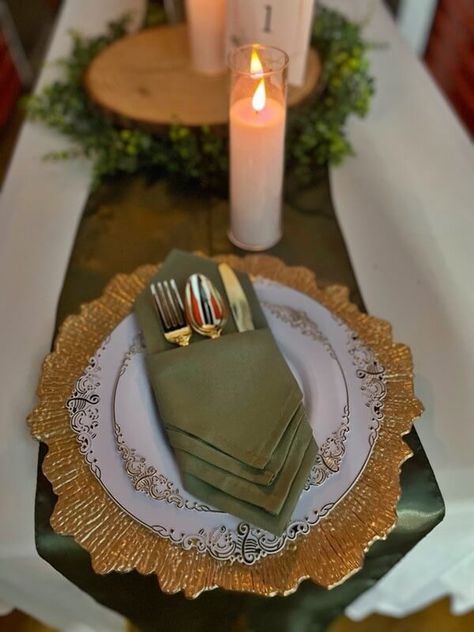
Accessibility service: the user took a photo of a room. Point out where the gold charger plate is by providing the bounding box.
[28,255,422,598]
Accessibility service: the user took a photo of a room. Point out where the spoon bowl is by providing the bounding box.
[185,273,227,339]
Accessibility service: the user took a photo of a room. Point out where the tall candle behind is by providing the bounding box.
[229,45,288,251]
[186,0,226,75]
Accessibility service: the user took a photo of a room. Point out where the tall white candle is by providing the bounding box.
[186,0,226,75]
[229,46,288,250]
[230,96,285,249]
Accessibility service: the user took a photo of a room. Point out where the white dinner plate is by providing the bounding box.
[67,278,385,565]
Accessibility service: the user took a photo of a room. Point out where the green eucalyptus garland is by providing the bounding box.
[26,4,374,191]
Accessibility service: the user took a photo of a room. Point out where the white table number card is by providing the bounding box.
[226,0,315,86]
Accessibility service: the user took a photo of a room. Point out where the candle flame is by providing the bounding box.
[252,79,266,112]
[250,47,266,112]
[250,47,264,78]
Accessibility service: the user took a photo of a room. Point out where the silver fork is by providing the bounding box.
[150,279,192,347]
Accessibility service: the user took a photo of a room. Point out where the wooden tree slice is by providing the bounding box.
[84,24,322,129]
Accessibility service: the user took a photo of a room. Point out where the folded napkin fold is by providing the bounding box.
[183,436,317,536]
[174,406,312,515]
[168,402,303,486]
[134,250,317,535]
[145,328,302,468]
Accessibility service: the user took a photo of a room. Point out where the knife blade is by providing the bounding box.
[218,263,255,332]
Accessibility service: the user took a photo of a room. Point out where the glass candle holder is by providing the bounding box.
[228,44,289,251]
[185,0,226,75]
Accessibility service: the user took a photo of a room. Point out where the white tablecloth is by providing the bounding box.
[0,2,144,630]
[0,0,473,629]
[327,0,474,619]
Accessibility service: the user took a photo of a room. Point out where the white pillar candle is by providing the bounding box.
[186,0,226,75]
[229,46,288,251]
[230,94,285,249]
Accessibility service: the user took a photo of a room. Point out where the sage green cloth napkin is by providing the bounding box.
[144,328,302,468]
[183,437,317,535]
[174,407,312,515]
[134,250,317,534]
[167,403,303,486]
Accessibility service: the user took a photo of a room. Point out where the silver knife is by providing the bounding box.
[218,263,255,332]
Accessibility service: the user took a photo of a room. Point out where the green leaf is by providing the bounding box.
[26,5,376,193]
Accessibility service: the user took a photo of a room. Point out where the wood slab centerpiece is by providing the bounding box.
[84,24,322,130]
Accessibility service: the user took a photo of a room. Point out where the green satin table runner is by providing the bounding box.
[34,170,445,632]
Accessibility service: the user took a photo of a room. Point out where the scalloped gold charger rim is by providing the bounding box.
[28,255,423,598]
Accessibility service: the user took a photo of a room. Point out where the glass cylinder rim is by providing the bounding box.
[228,44,289,77]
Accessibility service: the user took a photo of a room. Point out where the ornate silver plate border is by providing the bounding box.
[67,303,386,565]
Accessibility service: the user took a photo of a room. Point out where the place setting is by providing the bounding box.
[25,0,431,615]
[29,246,420,597]
[9,0,474,628]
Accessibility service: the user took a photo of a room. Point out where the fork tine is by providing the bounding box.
[157,282,176,328]
[150,279,191,346]
[171,279,184,312]
[167,280,185,326]
[150,283,170,330]
[164,280,182,326]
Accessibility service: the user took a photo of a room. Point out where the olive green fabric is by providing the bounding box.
[143,327,303,468]
[135,250,317,531]
[175,407,311,515]
[166,402,302,485]
[34,171,445,632]
[135,250,306,468]
[184,437,318,534]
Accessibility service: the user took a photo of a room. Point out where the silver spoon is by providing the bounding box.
[184,273,227,339]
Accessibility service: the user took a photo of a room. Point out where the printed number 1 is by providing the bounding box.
[263,4,272,33]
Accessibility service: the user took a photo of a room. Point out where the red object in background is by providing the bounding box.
[0,31,22,129]
[425,0,474,135]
